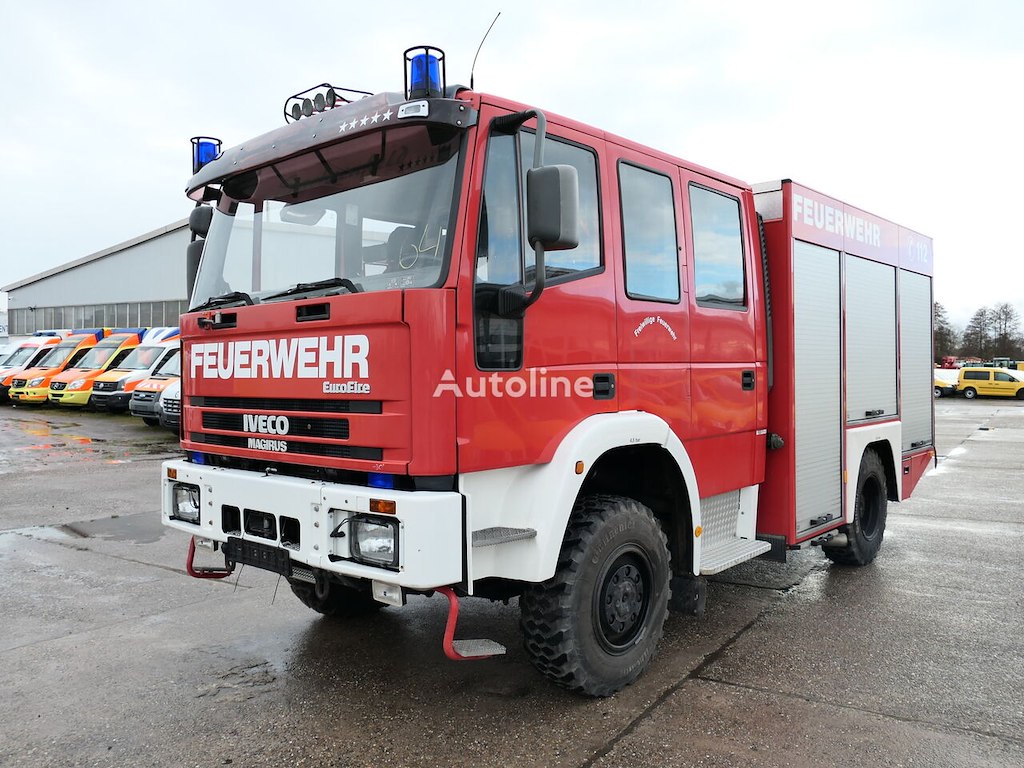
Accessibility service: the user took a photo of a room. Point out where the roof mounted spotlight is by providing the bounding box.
[405,46,445,100]
[190,137,221,174]
[283,84,372,123]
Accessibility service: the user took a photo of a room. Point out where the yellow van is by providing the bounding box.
[957,367,1024,400]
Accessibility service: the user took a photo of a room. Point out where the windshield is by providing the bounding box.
[36,343,77,369]
[75,344,119,371]
[116,345,166,371]
[155,349,181,376]
[192,123,462,308]
[1,346,38,368]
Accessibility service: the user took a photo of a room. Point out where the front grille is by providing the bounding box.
[201,412,350,440]
[50,382,67,391]
[93,381,117,392]
[163,398,181,415]
[191,396,381,414]
[190,432,382,461]
[12,379,26,388]
[132,392,156,403]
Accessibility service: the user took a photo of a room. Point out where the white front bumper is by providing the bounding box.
[161,459,464,589]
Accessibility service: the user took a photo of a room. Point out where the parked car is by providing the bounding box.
[957,367,1024,399]
[158,378,181,431]
[129,350,181,427]
[934,377,956,398]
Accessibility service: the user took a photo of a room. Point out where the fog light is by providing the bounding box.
[351,515,399,568]
[172,482,201,524]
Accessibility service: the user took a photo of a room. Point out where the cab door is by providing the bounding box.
[680,173,765,496]
[609,148,691,440]
[453,105,617,473]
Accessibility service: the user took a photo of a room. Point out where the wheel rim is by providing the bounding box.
[593,544,654,654]
[860,476,884,540]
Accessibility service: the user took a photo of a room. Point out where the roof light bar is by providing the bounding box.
[283,84,372,123]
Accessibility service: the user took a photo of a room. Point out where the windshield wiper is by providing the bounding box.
[262,277,363,301]
[192,291,255,312]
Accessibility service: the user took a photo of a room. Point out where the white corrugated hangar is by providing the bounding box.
[2,221,190,336]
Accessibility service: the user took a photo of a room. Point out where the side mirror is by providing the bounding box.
[189,205,213,237]
[527,164,579,251]
[186,239,204,300]
[187,205,214,299]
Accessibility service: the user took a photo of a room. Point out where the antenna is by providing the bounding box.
[470,12,501,90]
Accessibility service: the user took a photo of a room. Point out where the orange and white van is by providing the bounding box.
[91,327,180,412]
[48,330,144,407]
[8,330,109,404]
[0,336,64,401]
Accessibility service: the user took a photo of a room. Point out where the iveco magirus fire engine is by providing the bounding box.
[163,47,935,696]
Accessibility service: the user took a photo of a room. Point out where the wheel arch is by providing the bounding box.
[460,411,703,585]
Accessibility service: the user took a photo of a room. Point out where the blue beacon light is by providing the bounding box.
[405,46,445,100]
[190,136,222,174]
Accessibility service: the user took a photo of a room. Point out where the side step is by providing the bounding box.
[436,587,506,660]
[700,538,772,575]
[471,526,536,547]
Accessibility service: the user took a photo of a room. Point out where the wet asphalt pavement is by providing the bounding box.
[0,399,1022,767]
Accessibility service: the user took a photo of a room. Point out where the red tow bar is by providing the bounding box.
[185,536,235,579]
[436,586,506,661]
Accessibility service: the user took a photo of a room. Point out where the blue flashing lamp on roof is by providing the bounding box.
[404,46,445,100]
[190,136,222,174]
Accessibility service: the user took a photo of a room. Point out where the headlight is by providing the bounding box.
[351,515,399,568]
[171,482,201,524]
[68,378,87,390]
[29,377,44,387]
[115,379,127,391]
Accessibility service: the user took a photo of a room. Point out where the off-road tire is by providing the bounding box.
[825,449,887,566]
[962,387,977,400]
[519,494,671,697]
[289,578,383,618]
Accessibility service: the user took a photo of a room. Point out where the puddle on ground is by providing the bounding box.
[55,512,167,545]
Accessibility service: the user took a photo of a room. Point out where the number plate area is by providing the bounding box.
[223,536,291,577]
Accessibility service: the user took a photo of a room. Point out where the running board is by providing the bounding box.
[471,526,537,547]
[436,587,506,660]
[700,538,773,575]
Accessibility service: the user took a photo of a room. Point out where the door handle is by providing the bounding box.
[741,370,755,391]
[592,373,616,400]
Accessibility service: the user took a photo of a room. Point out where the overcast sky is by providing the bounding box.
[1,0,1021,328]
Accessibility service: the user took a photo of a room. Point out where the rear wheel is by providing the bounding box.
[825,450,887,566]
[289,576,383,618]
[963,387,977,399]
[520,495,670,697]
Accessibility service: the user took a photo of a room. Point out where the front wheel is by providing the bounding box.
[933,386,943,398]
[963,387,977,399]
[520,495,671,697]
[825,449,888,566]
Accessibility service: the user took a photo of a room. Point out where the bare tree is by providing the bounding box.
[990,302,1022,357]
[960,306,992,359]
[933,301,959,360]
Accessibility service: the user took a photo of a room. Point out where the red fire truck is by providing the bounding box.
[163,47,935,696]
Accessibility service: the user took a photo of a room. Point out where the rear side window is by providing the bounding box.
[963,370,988,381]
[619,163,679,302]
[690,185,746,309]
